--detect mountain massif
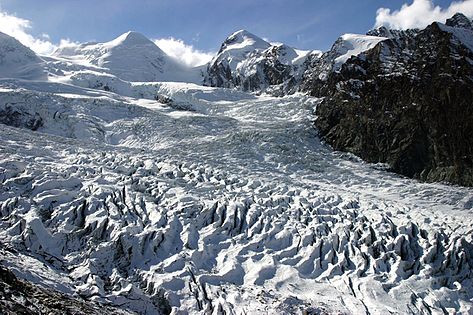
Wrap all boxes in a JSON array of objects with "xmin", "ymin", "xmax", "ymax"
[
  {"xmin": 313, "ymin": 14, "xmax": 473, "ymax": 186},
  {"xmin": 1, "ymin": 12, "xmax": 473, "ymax": 315},
  {"xmin": 204, "ymin": 13, "xmax": 473, "ymax": 187}
]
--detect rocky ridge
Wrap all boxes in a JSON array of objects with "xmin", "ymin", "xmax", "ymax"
[
  {"xmin": 204, "ymin": 14, "xmax": 473, "ymax": 186},
  {"xmin": 313, "ymin": 13, "xmax": 473, "ymax": 186},
  {"xmin": 204, "ymin": 30, "xmax": 314, "ymax": 94}
]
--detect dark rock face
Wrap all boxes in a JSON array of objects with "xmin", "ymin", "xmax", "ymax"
[
  {"xmin": 446, "ymin": 12, "xmax": 473, "ymax": 29},
  {"xmin": 204, "ymin": 30, "xmax": 308, "ymax": 93},
  {"xmin": 0, "ymin": 105, "xmax": 43, "ymax": 131},
  {"xmin": 246, "ymin": 44, "xmax": 294, "ymax": 91},
  {"xmin": 313, "ymin": 16, "xmax": 473, "ymax": 186},
  {"xmin": 0, "ymin": 265, "xmax": 129, "ymax": 315}
]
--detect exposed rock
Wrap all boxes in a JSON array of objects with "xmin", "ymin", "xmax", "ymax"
[
  {"xmin": 0, "ymin": 264, "xmax": 131, "ymax": 315},
  {"xmin": 0, "ymin": 105, "xmax": 43, "ymax": 131},
  {"xmin": 446, "ymin": 12, "xmax": 473, "ymax": 30},
  {"xmin": 155, "ymin": 94, "xmax": 195, "ymax": 111},
  {"xmin": 313, "ymin": 15, "xmax": 473, "ymax": 186},
  {"xmin": 204, "ymin": 30, "xmax": 313, "ymax": 94}
]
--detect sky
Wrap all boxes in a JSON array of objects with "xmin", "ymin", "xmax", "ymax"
[{"xmin": 0, "ymin": 0, "xmax": 472, "ymax": 66}]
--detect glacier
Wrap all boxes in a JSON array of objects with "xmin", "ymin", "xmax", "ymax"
[{"xmin": 0, "ymin": 25, "xmax": 473, "ymax": 314}]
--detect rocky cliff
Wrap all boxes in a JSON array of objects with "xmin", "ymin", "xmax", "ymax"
[
  {"xmin": 205, "ymin": 14, "xmax": 473, "ymax": 186},
  {"xmin": 204, "ymin": 30, "xmax": 313, "ymax": 94},
  {"xmin": 313, "ymin": 13, "xmax": 473, "ymax": 186}
]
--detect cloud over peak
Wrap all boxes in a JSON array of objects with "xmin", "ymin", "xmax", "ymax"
[
  {"xmin": 375, "ymin": 0, "xmax": 473, "ymax": 30},
  {"xmin": 153, "ymin": 37, "xmax": 214, "ymax": 67},
  {"xmin": 0, "ymin": 10, "xmax": 57, "ymax": 54},
  {"xmin": 0, "ymin": 8, "xmax": 213, "ymax": 67}
]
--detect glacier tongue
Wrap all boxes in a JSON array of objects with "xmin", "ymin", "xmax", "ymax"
[{"xmin": 1, "ymin": 81, "xmax": 473, "ymax": 314}]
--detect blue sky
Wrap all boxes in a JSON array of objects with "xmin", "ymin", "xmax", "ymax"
[
  {"xmin": 0, "ymin": 0, "xmax": 461, "ymax": 50},
  {"xmin": 0, "ymin": 0, "xmax": 471, "ymax": 65}
]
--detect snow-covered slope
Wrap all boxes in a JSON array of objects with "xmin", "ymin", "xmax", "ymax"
[
  {"xmin": 1, "ymin": 13, "xmax": 473, "ymax": 315},
  {"xmin": 1, "ymin": 78, "xmax": 473, "ymax": 314},
  {"xmin": 52, "ymin": 31, "xmax": 203, "ymax": 83},
  {"xmin": 299, "ymin": 33, "xmax": 388, "ymax": 89},
  {"xmin": 331, "ymin": 34, "xmax": 386, "ymax": 71},
  {"xmin": 0, "ymin": 32, "xmax": 46, "ymax": 80}
]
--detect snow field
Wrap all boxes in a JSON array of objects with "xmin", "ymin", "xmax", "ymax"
[{"xmin": 0, "ymin": 81, "xmax": 472, "ymax": 314}]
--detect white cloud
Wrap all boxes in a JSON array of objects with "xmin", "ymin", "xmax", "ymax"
[
  {"xmin": 375, "ymin": 0, "xmax": 473, "ymax": 30},
  {"xmin": 0, "ymin": 10, "xmax": 57, "ymax": 54},
  {"xmin": 0, "ymin": 7, "xmax": 211, "ymax": 65},
  {"xmin": 154, "ymin": 37, "xmax": 214, "ymax": 67}
]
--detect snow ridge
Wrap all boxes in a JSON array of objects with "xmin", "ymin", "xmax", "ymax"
[
  {"xmin": 0, "ymin": 32, "xmax": 46, "ymax": 80},
  {"xmin": 52, "ymin": 31, "xmax": 203, "ymax": 83}
]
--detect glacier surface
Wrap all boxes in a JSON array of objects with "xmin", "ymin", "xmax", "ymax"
[
  {"xmin": 0, "ymin": 79, "xmax": 472, "ymax": 314},
  {"xmin": 0, "ymin": 28, "xmax": 472, "ymax": 315}
]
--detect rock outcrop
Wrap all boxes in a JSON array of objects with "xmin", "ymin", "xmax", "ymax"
[
  {"xmin": 0, "ymin": 263, "xmax": 134, "ymax": 315},
  {"xmin": 313, "ymin": 13, "xmax": 473, "ymax": 186},
  {"xmin": 204, "ymin": 30, "xmax": 312, "ymax": 93}
]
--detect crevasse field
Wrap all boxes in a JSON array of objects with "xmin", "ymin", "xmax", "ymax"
[{"xmin": 1, "ymin": 78, "xmax": 473, "ymax": 314}]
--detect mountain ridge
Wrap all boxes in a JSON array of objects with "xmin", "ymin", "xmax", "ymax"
[
  {"xmin": 50, "ymin": 31, "xmax": 203, "ymax": 83},
  {"xmin": 1, "ymin": 12, "xmax": 473, "ymax": 315},
  {"xmin": 2, "ymin": 15, "xmax": 472, "ymax": 185},
  {"xmin": 0, "ymin": 32, "xmax": 47, "ymax": 80}
]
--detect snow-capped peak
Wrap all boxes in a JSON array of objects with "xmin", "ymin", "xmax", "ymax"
[
  {"xmin": 104, "ymin": 31, "xmax": 164, "ymax": 54},
  {"xmin": 52, "ymin": 31, "xmax": 202, "ymax": 83},
  {"xmin": 218, "ymin": 29, "xmax": 270, "ymax": 54},
  {"xmin": 331, "ymin": 33, "xmax": 387, "ymax": 70},
  {"xmin": 446, "ymin": 12, "xmax": 473, "ymax": 30},
  {"xmin": 111, "ymin": 31, "xmax": 156, "ymax": 46},
  {"xmin": 439, "ymin": 13, "xmax": 473, "ymax": 52}
]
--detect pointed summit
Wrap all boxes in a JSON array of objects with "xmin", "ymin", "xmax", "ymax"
[
  {"xmin": 110, "ymin": 31, "xmax": 157, "ymax": 47},
  {"xmin": 446, "ymin": 13, "xmax": 473, "ymax": 30},
  {"xmin": 218, "ymin": 29, "xmax": 270, "ymax": 54},
  {"xmin": 53, "ymin": 30, "xmax": 202, "ymax": 82},
  {"xmin": 226, "ymin": 29, "xmax": 267, "ymax": 43}
]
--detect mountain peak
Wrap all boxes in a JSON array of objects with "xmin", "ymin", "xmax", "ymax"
[
  {"xmin": 111, "ymin": 31, "xmax": 155, "ymax": 47},
  {"xmin": 229, "ymin": 29, "xmax": 260, "ymax": 39},
  {"xmin": 446, "ymin": 13, "xmax": 473, "ymax": 30},
  {"xmin": 218, "ymin": 29, "xmax": 270, "ymax": 54},
  {"xmin": 227, "ymin": 29, "xmax": 268, "ymax": 44}
]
